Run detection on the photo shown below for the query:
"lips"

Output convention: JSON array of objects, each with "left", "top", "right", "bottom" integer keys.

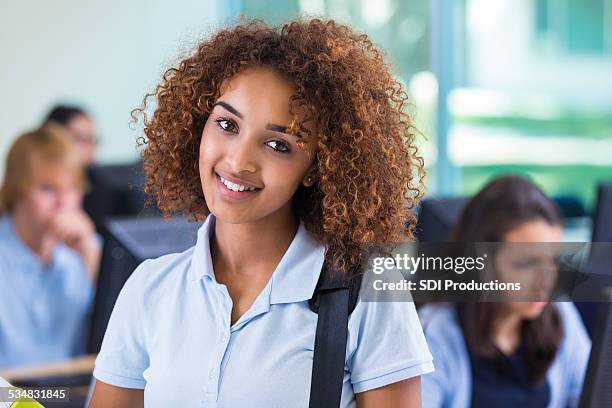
[
  {"left": 215, "top": 172, "right": 261, "bottom": 200},
  {"left": 218, "top": 175, "right": 258, "bottom": 192},
  {"left": 215, "top": 171, "right": 261, "bottom": 189}
]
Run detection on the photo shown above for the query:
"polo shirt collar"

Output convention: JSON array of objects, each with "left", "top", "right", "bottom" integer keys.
[
  {"left": 188, "top": 214, "right": 325, "bottom": 304},
  {"left": 188, "top": 215, "right": 216, "bottom": 282}
]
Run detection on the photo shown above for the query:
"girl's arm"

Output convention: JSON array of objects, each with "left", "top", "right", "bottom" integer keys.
[
  {"left": 356, "top": 377, "right": 421, "bottom": 408},
  {"left": 89, "top": 380, "right": 144, "bottom": 408}
]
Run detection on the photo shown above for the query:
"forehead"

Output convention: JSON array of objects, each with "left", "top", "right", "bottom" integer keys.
[
  {"left": 218, "top": 67, "right": 296, "bottom": 121},
  {"left": 67, "top": 114, "right": 92, "bottom": 128},
  {"left": 67, "top": 115, "right": 94, "bottom": 136},
  {"left": 27, "top": 153, "right": 79, "bottom": 186},
  {"left": 504, "top": 220, "right": 563, "bottom": 243}
]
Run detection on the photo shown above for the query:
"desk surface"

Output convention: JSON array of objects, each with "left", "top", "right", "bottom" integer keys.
[{"left": 0, "top": 354, "right": 96, "bottom": 382}]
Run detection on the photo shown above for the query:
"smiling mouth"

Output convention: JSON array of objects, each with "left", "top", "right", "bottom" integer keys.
[{"left": 215, "top": 173, "right": 262, "bottom": 193}]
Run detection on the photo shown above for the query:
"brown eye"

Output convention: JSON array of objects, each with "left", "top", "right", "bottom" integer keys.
[
  {"left": 266, "top": 140, "right": 290, "bottom": 153},
  {"left": 215, "top": 118, "right": 237, "bottom": 133}
]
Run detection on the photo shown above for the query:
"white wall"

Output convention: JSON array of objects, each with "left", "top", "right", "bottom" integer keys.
[
  {"left": 0, "top": 0, "right": 229, "bottom": 180},
  {"left": 466, "top": 0, "right": 612, "bottom": 108}
]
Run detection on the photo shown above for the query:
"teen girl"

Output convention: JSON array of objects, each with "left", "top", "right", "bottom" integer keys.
[{"left": 90, "top": 19, "right": 433, "bottom": 407}]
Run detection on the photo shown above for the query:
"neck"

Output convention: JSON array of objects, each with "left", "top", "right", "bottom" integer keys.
[
  {"left": 10, "top": 208, "right": 55, "bottom": 263},
  {"left": 492, "top": 308, "right": 523, "bottom": 354},
  {"left": 211, "top": 208, "right": 299, "bottom": 278}
]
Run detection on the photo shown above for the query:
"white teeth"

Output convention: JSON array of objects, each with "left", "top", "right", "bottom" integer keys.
[{"left": 219, "top": 175, "right": 257, "bottom": 192}]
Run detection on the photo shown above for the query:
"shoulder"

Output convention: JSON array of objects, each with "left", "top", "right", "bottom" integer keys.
[
  {"left": 554, "top": 301, "right": 584, "bottom": 328},
  {"left": 107, "top": 245, "right": 199, "bottom": 320},
  {"left": 0, "top": 217, "right": 16, "bottom": 253},
  {"left": 347, "top": 299, "right": 434, "bottom": 392},
  {"left": 348, "top": 298, "right": 423, "bottom": 337},
  {"left": 553, "top": 301, "right": 591, "bottom": 354},
  {"left": 418, "top": 303, "right": 460, "bottom": 335},
  {"left": 546, "top": 302, "right": 591, "bottom": 406},
  {"left": 100, "top": 245, "right": 198, "bottom": 339},
  {"left": 123, "top": 246, "right": 197, "bottom": 296},
  {"left": 419, "top": 304, "right": 471, "bottom": 408},
  {"left": 346, "top": 298, "right": 431, "bottom": 354},
  {"left": 418, "top": 303, "right": 468, "bottom": 365}
]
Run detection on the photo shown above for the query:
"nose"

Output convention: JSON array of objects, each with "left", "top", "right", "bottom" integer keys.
[
  {"left": 226, "top": 135, "right": 257, "bottom": 174},
  {"left": 533, "top": 262, "right": 556, "bottom": 297},
  {"left": 54, "top": 188, "right": 80, "bottom": 211}
]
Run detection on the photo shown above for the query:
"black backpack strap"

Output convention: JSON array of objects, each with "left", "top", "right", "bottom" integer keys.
[
  {"left": 309, "top": 287, "right": 350, "bottom": 408},
  {"left": 309, "top": 264, "right": 362, "bottom": 314},
  {"left": 308, "top": 264, "right": 361, "bottom": 408}
]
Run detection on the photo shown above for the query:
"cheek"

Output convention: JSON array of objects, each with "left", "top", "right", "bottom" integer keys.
[
  {"left": 199, "top": 125, "right": 220, "bottom": 170},
  {"left": 506, "top": 302, "right": 543, "bottom": 318},
  {"left": 65, "top": 191, "right": 83, "bottom": 209},
  {"left": 198, "top": 143, "right": 216, "bottom": 190},
  {"left": 25, "top": 192, "right": 56, "bottom": 217},
  {"left": 504, "top": 302, "right": 527, "bottom": 316},
  {"left": 263, "top": 160, "right": 308, "bottom": 192},
  {"left": 494, "top": 255, "right": 523, "bottom": 283}
]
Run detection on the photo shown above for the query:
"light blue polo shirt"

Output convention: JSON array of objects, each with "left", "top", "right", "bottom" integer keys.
[
  {"left": 419, "top": 302, "right": 591, "bottom": 408},
  {"left": 94, "top": 215, "right": 434, "bottom": 407},
  {"left": 0, "top": 215, "right": 94, "bottom": 368}
]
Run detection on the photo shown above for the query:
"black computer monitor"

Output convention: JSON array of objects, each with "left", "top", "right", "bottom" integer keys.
[
  {"left": 88, "top": 216, "right": 202, "bottom": 353},
  {"left": 580, "top": 301, "right": 612, "bottom": 408},
  {"left": 414, "top": 197, "right": 469, "bottom": 242},
  {"left": 579, "top": 183, "right": 612, "bottom": 407},
  {"left": 592, "top": 183, "right": 612, "bottom": 242},
  {"left": 415, "top": 193, "right": 589, "bottom": 243},
  {"left": 83, "top": 161, "right": 159, "bottom": 232},
  {"left": 575, "top": 184, "right": 612, "bottom": 337}
]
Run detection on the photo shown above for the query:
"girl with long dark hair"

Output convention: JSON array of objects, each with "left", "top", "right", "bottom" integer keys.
[{"left": 420, "top": 176, "right": 591, "bottom": 408}]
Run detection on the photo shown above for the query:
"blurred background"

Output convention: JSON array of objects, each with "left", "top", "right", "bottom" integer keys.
[{"left": 2, "top": 0, "right": 611, "bottom": 210}]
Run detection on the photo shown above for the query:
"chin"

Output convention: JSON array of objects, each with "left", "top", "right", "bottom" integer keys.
[
  {"left": 208, "top": 207, "right": 254, "bottom": 224},
  {"left": 521, "top": 301, "right": 548, "bottom": 319},
  {"left": 208, "top": 203, "right": 276, "bottom": 226}
]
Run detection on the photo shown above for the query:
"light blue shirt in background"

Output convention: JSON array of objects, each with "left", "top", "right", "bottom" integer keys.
[
  {"left": 0, "top": 376, "right": 12, "bottom": 408},
  {"left": 419, "top": 302, "right": 591, "bottom": 408},
  {"left": 94, "top": 214, "right": 434, "bottom": 407},
  {"left": 0, "top": 215, "right": 94, "bottom": 368}
]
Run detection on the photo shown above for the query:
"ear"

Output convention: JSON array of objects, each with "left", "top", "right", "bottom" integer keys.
[{"left": 302, "top": 169, "right": 317, "bottom": 187}]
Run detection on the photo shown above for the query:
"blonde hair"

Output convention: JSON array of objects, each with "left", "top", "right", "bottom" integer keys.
[{"left": 0, "top": 123, "right": 86, "bottom": 213}]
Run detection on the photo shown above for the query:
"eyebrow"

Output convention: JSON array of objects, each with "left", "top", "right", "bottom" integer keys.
[
  {"left": 213, "top": 101, "right": 243, "bottom": 119},
  {"left": 213, "top": 100, "right": 303, "bottom": 138}
]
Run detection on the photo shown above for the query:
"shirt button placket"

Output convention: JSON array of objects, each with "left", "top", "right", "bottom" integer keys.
[
  {"left": 204, "top": 286, "right": 231, "bottom": 403},
  {"left": 204, "top": 366, "right": 219, "bottom": 404}
]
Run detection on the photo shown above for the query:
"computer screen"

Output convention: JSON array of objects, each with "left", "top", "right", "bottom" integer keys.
[
  {"left": 88, "top": 216, "right": 202, "bottom": 353},
  {"left": 82, "top": 161, "right": 159, "bottom": 232},
  {"left": 579, "top": 183, "right": 612, "bottom": 408},
  {"left": 415, "top": 194, "right": 591, "bottom": 243},
  {"left": 414, "top": 197, "right": 468, "bottom": 242},
  {"left": 575, "top": 184, "right": 612, "bottom": 336},
  {"left": 580, "top": 304, "right": 612, "bottom": 408},
  {"left": 592, "top": 183, "right": 612, "bottom": 242}
]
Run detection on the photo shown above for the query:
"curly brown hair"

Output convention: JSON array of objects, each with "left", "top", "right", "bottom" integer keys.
[{"left": 133, "top": 18, "right": 425, "bottom": 275}]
